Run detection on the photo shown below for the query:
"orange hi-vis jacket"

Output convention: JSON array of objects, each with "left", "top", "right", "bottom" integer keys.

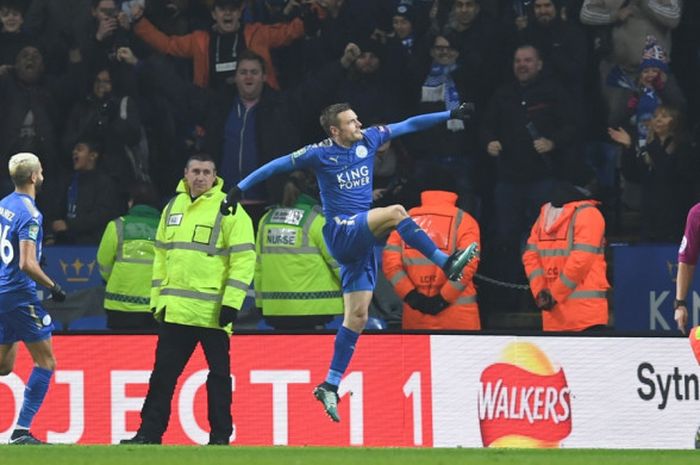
[
  {"left": 383, "top": 191, "right": 480, "bottom": 330},
  {"left": 522, "top": 199, "right": 609, "bottom": 331},
  {"left": 134, "top": 16, "right": 304, "bottom": 89}
]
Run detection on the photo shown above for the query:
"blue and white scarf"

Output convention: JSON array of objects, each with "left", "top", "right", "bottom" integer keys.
[{"left": 421, "top": 63, "right": 463, "bottom": 131}]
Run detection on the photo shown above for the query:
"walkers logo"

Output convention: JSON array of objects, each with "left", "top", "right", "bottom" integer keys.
[{"left": 478, "top": 342, "right": 572, "bottom": 448}]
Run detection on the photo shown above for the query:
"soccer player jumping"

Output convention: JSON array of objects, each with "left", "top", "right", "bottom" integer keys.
[
  {"left": 0, "top": 153, "right": 66, "bottom": 444},
  {"left": 221, "top": 103, "right": 478, "bottom": 422}
]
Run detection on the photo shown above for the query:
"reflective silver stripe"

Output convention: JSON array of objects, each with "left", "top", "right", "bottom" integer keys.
[
  {"left": 402, "top": 257, "right": 434, "bottom": 266},
  {"left": 528, "top": 268, "right": 544, "bottom": 281},
  {"left": 539, "top": 249, "right": 568, "bottom": 257},
  {"left": 152, "top": 279, "right": 162, "bottom": 287},
  {"left": 389, "top": 270, "right": 408, "bottom": 285},
  {"left": 225, "top": 279, "right": 249, "bottom": 291},
  {"left": 451, "top": 209, "right": 464, "bottom": 253},
  {"left": 120, "top": 257, "right": 154, "bottom": 264},
  {"left": 163, "top": 197, "right": 177, "bottom": 222},
  {"left": 567, "top": 204, "right": 593, "bottom": 250},
  {"left": 154, "top": 240, "right": 168, "bottom": 249},
  {"left": 260, "top": 290, "right": 343, "bottom": 300},
  {"left": 255, "top": 291, "right": 262, "bottom": 300},
  {"left": 160, "top": 288, "right": 220, "bottom": 302},
  {"left": 115, "top": 217, "right": 125, "bottom": 260},
  {"left": 455, "top": 295, "right": 477, "bottom": 305},
  {"left": 560, "top": 273, "right": 577, "bottom": 290},
  {"left": 229, "top": 243, "right": 255, "bottom": 253},
  {"left": 206, "top": 211, "right": 224, "bottom": 255},
  {"left": 384, "top": 244, "right": 402, "bottom": 253},
  {"left": 572, "top": 243, "right": 604, "bottom": 254},
  {"left": 569, "top": 290, "right": 607, "bottom": 299},
  {"left": 100, "top": 265, "right": 113, "bottom": 275},
  {"left": 447, "top": 280, "right": 466, "bottom": 292},
  {"left": 158, "top": 241, "right": 231, "bottom": 255},
  {"left": 261, "top": 246, "right": 321, "bottom": 255},
  {"left": 302, "top": 209, "right": 318, "bottom": 248},
  {"left": 524, "top": 243, "right": 538, "bottom": 252}
]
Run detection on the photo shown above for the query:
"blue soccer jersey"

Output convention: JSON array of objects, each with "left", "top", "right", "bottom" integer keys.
[
  {"left": 0, "top": 192, "right": 43, "bottom": 312},
  {"left": 289, "top": 126, "right": 391, "bottom": 219}
]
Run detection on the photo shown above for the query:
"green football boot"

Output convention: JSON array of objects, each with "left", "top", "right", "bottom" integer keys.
[{"left": 313, "top": 383, "right": 340, "bottom": 422}]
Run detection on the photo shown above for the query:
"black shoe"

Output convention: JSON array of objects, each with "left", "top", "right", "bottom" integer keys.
[
  {"left": 208, "top": 437, "right": 230, "bottom": 445},
  {"left": 120, "top": 433, "right": 161, "bottom": 445},
  {"left": 9, "top": 430, "right": 46, "bottom": 445},
  {"left": 695, "top": 425, "right": 700, "bottom": 449},
  {"left": 443, "top": 242, "right": 479, "bottom": 281}
]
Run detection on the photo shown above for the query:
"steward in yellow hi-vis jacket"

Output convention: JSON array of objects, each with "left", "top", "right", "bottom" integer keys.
[
  {"left": 122, "top": 154, "right": 254, "bottom": 446},
  {"left": 254, "top": 172, "right": 343, "bottom": 329},
  {"left": 97, "top": 182, "right": 161, "bottom": 330}
]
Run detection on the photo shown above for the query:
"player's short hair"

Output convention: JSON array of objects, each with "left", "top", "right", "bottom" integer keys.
[
  {"left": 320, "top": 102, "right": 352, "bottom": 136},
  {"left": 8, "top": 152, "right": 41, "bottom": 187}
]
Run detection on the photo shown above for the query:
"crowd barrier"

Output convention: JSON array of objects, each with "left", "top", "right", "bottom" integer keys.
[{"left": 1, "top": 333, "right": 698, "bottom": 448}]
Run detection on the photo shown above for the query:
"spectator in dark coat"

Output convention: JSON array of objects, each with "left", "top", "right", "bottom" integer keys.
[
  {"left": 0, "top": 43, "right": 85, "bottom": 196},
  {"left": 517, "top": 0, "right": 588, "bottom": 112},
  {"left": 479, "top": 44, "right": 576, "bottom": 308},
  {"left": 63, "top": 63, "right": 145, "bottom": 195},
  {"left": 0, "top": 0, "right": 31, "bottom": 70},
  {"left": 201, "top": 44, "right": 361, "bottom": 214},
  {"left": 46, "top": 138, "right": 125, "bottom": 245}
]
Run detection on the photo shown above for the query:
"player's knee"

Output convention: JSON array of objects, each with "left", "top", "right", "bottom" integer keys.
[
  {"left": 345, "top": 306, "right": 369, "bottom": 331},
  {"left": 389, "top": 204, "right": 408, "bottom": 222},
  {"left": 39, "top": 356, "right": 56, "bottom": 372},
  {"left": 0, "top": 367, "right": 12, "bottom": 376}
]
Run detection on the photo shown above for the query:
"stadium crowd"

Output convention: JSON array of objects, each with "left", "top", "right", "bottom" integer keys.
[{"left": 1, "top": 0, "right": 697, "bottom": 329}]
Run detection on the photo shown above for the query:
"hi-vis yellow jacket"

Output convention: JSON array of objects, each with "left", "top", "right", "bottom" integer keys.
[
  {"left": 151, "top": 178, "right": 255, "bottom": 333},
  {"left": 97, "top": 205, "right": 160, "bottom": 313},
  {"left": 254, "top": 194, "right": 343, "bottom": 317}
]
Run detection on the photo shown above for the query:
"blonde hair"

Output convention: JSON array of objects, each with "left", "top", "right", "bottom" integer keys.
[{"left": 8, "top": 152, "right": 41, "bottom": 186}]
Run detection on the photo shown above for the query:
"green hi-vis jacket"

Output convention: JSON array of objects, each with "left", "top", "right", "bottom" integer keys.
[
  {"left": 151, "top": 178, "right": 255, "bottom": 333},
  {"left": 97, "top": 205, "right": 161, "bottom": 313},
  {"left": 254, "top": 194, "right": 343, "bottom": 317}
]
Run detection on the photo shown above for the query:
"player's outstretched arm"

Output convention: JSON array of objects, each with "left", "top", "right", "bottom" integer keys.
[
  {"left": 221, "top": 154, "right": 297, "bottom": 215},
  {"left": 387, "top": 103, "right": 474, "bottom": 139}
]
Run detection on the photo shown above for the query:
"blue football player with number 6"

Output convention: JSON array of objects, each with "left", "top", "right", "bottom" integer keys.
[
  {"left": 221, "top": 102, "right": 479, "bottom": 422},
  {"left": 0, "top": 152, "right": 66, "bottom": 445}
]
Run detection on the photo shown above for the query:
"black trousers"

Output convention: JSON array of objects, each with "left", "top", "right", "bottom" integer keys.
[
  {"left": 106, "top": 310, "right": 158, "bottom": 331},
  {"left": 138, "top": 322, "right": 232, "bottom": 442}
]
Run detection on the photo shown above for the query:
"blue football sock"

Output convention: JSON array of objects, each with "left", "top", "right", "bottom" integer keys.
[
  {"left": 17, "top": 367, "right": 53, "bottom": 429},
  {"left": 325, "top": 326, "right": 360, "bottom": 387},
  {"left": 396, "top": 217, "right": 448, "bottom": 267}
]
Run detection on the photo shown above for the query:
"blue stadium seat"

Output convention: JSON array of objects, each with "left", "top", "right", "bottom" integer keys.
[
  {"left": 68, "top": 315, "right": 108, "bottom": 331},
  {"left": 325, "top": 315, "right": 387, "bottom": 330}
]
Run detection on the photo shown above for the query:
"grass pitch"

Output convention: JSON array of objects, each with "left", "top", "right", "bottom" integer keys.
[{"left": 0, "top": 446, "right": 696, "bottom": 465}]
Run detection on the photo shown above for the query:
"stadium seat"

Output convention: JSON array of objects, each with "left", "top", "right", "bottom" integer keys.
[
  {"left": 325, "top": 315, "right": 387, "bottom": 330},
  {"left": 68, "top": 315, "right": 108, "bottom": 331}
]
